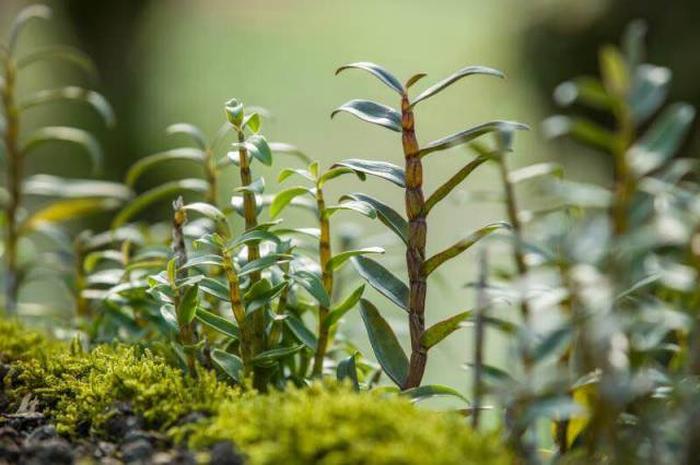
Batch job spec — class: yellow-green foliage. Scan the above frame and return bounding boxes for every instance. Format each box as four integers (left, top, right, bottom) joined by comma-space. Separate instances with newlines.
8, 344, 238, 436
189, 382, 511, 465
0, 319, 62, 362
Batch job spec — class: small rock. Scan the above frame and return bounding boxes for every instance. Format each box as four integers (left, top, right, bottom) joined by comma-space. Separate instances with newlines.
96, 440, 117, 458
26, 424, 57, 443
102, 403, 143, 439
209, 441, 245, 465
176, 411, 208, 426
22, 437, 74, 465
121, 438, 153, 464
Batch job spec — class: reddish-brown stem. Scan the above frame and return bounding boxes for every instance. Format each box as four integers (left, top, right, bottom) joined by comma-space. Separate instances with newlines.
401, 94, 427, 389
312, 188, 333, 376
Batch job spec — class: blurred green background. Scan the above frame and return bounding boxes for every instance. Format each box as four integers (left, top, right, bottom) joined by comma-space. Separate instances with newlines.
2, 0, 698, 395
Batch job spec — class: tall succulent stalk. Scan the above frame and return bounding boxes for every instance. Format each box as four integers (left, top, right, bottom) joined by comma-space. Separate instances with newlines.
332, 62, 526, 388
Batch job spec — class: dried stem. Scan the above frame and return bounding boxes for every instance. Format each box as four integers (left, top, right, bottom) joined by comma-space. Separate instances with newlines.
401, 94, 428, 389
312, 187, 333, 376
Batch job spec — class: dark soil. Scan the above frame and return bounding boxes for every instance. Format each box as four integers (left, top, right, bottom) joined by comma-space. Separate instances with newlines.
0, 364, 245, 465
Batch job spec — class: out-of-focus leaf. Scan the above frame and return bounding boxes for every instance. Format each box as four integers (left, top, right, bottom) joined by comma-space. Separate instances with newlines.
270, 187, 314, 218
463, 362, 514, 385
23, 174, 132, 200
327, 247, 384, 272
542, 115, 616, 153
176, 285, 199, 326
419, 121, 529, 158
340, 193, 407, 245
326, 284, 365, 327
9, 4, 52, 51
165, 123, 208, 149
252, 344, 304, 366
17, 46, 98, 79
550, 179, 613, 208
20, 87, 115, 127
331, 159, 405, 188
421, 310, 473, 349
183, 202, 227, 224
337, 353, 359, 389
325, 200, 376, 219
507, 162, 564, 184
629, 64, 671, 123
423, 222, 509, 276
335, 62, 404, 95
553, 77, 613, 111
180, 254, 224, 269
285, 313, 318, 351
331, 99, 401, 132
402, 384, 469, 403
599, 45, 630, 97
360, 299, 408, 387
211, 349, 244, 383
269, 142, 311, 163
411, 66, 503, 107
126, 148, 204, 186
112, 179, 208, 227
623, 19, 647, 69
423, 156, 488, 215
531, 326, 572, 361
290, 269, 330, 307
21, 198, 120, 232
352, 256, 409, 311
196, 308, 239, 339
22, 126, 102, 173
627, 103, 695, 177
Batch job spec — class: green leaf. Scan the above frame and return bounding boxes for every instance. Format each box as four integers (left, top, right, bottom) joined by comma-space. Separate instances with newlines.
23, 174, 132, 200
411, 66, 503, 107
278, 168, 315, 184
269, 187, 314, 218
405, 73, 428, 89
285, 314, 318, 351
22, 126, 103, 173
542, 115, 616, 153
17, 46, 98, 79
327, 247, 385, 272
290, 269, 331, 307
553, 77, 614, 111
112, 179, 208, 227
463, 362, 514, 385
252, 344, 305, 366
9, 4, 52, 51
176, 285, 199, 326
243, 112, 261, 133
359, 299, 408, 387
336, 353, 359, 389
234, 177, 265, 195
423, 156, 488, 215
21, 198, 121, 233
183, 202, 228, 224
629, 64, 671, 123
165, 123, 208, 150
244, 279, 287, 313
421, 310, 473, 349
402, 384, 469, 403
331, 99, 401, 132
244, 134, 273, 166
340, 193, 408, 245
197, 277, 230, 302
627, 103, 695, 177
180, 254, 224, 270
423, 222, 509, 276
211, 349, 244, 383
20, 87, 115, 127
335, 62, 404, 95
325, 200, 377, 219
224, 98, 244, 126
419, 121, 529, 158
269, 142, 312, 163
228, 229, 280, 251
331, 159, 405, 188
326, 284, 365, 327
239, 254, 293, 277
507, 162, 564, 184
196, 308, 239, 339
352, 256, 409, 311
599, 45, 630, 97
126, 148, 204, 186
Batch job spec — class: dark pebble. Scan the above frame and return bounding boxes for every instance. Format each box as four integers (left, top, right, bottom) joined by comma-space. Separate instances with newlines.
21, 437, 74, 465
121, 438, 154, 464
26, 424, 57, 443
209, 441, 245, 465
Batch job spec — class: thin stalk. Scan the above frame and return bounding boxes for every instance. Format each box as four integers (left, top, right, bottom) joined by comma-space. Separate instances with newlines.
312, 187, 333, 376
471, 249, 488, 429
222, 248, 253, 377
172, 198, 196, 373
2, 54, 20, 314
401, 94, 428, 389
203, 146, 218, 206
610, 103, 635, 236
74, 238, 89, 318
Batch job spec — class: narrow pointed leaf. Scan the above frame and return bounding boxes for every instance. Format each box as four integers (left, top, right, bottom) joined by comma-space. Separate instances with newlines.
181, 254, 224, 269
285, 314, 318, 351
252, 344, 305, 365
402, 384, 469, 403
423, 156, 488, 215
23, 174, 132, 200
340, 193, 408, 245
17, 46, 98, 79
290, 269, 331, 307
553, 77, 613, 111
21, 198, 120, 232
239, 254, 293, 277
22, 127, 103, 173
507, 162, 564, 184
405, 73, 428, 89
211, 349, 244, 382
421, 310, 473, 349
627, 103, 695, 177
335, 62, 404, 95
331, 99, 401, 132
423, 222, 509, 276
183, 202, 227, 224
244, 134, 273, 166
198, 278, 230, 302
245, 280, 287, 313
412, 66, 503, 107
542, 115, 617, 153
166, 123, 208, 149
352, 256, 408, 311
228, 229, 280, 251
9, 4, 52, 51
196, 308, 239, 339
327, 247, 384, 272
270, 187, 314, 218
629, 64, 672, 123
20, 87, 115, 127
331, 159, 405, 188
325, 200, 377, 219
269, 142, 311, 163
360, 299, 408, 387
112, 179, 208, 227
327, 284, 365, 327
318, 167, 366, 187
337, 353, 359, 389
278, 167, 315, 184
126, 148, 204, 186
419, 121, 529, 158
176, 285, 199, 326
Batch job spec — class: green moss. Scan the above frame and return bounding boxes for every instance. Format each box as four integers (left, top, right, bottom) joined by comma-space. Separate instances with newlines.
8, 343, 238, 436
188, 382, 511, 465
0, 319, 62, 363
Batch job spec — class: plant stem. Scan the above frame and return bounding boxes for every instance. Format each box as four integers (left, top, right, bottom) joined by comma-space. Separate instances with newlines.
312, 187, 333, 376
401, 94, 428, 389
222, 248, 253, 377
172, 198, 196, 373
611, 103, 635, 236
2, 54, 20, 315
74, 237, 89, 318
203, 146, 218, 206
471, 249, 488, 429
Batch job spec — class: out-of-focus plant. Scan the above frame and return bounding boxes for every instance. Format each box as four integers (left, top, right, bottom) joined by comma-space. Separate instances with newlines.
0, 5, 129, 316
331, 62, 527, 388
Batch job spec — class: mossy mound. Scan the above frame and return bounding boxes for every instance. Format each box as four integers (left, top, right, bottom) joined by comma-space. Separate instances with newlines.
187, 382, 510, 465
1, 319, 511, 465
